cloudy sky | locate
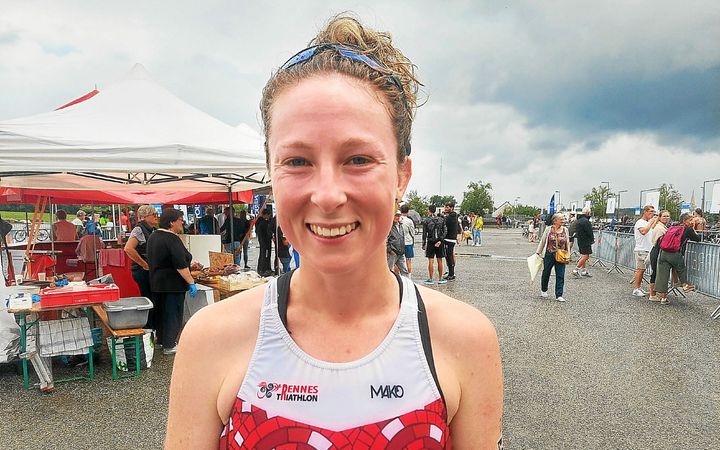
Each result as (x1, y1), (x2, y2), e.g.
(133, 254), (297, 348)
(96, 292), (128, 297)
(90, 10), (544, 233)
(1, 1), (718, 210)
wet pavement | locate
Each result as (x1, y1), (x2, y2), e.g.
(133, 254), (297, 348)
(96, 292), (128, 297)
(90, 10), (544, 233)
(2, 229), (718, 449)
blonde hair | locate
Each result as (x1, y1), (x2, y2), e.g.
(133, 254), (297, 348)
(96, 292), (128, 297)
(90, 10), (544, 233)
(260, 14), (421, 168)
(137, 205), (157, 220)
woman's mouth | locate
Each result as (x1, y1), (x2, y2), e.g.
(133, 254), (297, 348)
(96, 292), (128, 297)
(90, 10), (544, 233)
(308, 222), (359, 238)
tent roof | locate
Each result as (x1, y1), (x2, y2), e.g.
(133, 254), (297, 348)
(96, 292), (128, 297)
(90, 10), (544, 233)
(0, 64), (268, 193)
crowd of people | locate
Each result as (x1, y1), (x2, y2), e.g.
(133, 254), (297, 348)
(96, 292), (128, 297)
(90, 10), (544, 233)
(526, 204), (709, 304)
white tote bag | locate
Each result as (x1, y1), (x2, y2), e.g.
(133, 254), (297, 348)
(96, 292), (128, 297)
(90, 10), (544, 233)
(527, 253), (543, 283)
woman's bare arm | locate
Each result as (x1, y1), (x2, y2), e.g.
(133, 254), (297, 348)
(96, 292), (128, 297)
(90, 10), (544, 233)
(165, 308), (225, 449)
(123, 237), (148, 270)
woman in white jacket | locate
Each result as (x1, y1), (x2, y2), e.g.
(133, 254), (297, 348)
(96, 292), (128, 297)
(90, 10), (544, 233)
(536, 213), (570, 302)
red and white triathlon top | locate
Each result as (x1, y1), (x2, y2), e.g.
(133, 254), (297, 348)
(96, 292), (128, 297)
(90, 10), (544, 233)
(220, 271), (451, 449)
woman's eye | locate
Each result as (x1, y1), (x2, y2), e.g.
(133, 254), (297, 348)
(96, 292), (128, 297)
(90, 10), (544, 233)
(286, 158), (307, 167)
(349, 156), (370, 165)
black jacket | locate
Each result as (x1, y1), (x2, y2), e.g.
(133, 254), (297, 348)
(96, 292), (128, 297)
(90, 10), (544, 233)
(220, 216), (248, 243)
(255, 216), (272, 246)
(147, 230), (192, 293)
(445, 211), (460, 240)
(131, 220), (154, 270)
(387, 222), (405, 256)
(575, 215), (594, 247)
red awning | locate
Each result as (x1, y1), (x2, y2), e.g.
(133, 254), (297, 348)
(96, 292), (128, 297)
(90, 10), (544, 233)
(0, 187), (253, 205)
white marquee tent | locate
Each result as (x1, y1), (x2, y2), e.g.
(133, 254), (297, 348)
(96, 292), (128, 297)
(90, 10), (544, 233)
(0, 64), (267, 204)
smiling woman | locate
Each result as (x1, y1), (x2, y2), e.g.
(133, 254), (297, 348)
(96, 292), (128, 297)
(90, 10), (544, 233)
(165, 14), (503, 450)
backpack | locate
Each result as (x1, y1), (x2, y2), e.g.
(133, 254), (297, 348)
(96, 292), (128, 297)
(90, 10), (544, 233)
(660, 225), (684, 253)
(426, 216), (446, 242)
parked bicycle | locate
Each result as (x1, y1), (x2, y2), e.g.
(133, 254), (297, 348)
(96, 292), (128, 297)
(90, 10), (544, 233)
(13, 229), (50, 243)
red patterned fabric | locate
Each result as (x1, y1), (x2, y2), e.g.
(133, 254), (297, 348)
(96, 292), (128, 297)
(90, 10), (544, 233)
(219, 398), (451, 450)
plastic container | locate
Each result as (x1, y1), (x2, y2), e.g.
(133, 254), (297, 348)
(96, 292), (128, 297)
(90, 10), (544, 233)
(39, 284), (120, 308)
(102, 297), (153, 330)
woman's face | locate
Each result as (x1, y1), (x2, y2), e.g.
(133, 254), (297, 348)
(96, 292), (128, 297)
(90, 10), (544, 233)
(659, 212), (671, 224)
(553, 216), (563, 227)
(144, 212), (159, 228)
(170, 218), (184, 234)
(268, 74), (411, 274)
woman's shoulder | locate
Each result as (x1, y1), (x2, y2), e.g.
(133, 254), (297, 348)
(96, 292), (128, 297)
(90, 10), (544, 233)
(416, 285), (498, 352)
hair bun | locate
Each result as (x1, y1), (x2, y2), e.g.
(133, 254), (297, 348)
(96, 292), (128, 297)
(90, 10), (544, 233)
(312, 14), (420, 112)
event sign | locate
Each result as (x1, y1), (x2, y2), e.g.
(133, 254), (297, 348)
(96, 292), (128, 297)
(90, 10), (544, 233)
(711, 183), (720, 214)
(605, 197), (617, 214)
(645, 191), (660, 211)
(680, 203), (691, 214)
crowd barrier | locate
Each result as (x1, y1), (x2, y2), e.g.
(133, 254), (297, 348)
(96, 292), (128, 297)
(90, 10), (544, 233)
(590, 230), (720, 318)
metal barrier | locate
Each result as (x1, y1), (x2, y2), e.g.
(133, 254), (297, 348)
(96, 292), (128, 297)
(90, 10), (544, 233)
(685, 241), (720, 301)
(590, 230), (720, 318)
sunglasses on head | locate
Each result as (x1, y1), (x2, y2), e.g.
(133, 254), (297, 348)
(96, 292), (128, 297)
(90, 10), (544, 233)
(278, 43), (411, 155)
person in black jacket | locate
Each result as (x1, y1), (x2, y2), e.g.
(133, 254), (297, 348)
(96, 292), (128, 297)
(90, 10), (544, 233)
(147, 208), (197, 354)
(255, 208), (273, 276)
(124, 205), (159, 328)
(220, 207), (248, 266)
(443, 202), (461, 281)
(572, 207), (595, 278)
(386, 211), (409, 277)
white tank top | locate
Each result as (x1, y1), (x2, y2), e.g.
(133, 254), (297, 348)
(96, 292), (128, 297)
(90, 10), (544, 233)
(220, 271), (451, 449)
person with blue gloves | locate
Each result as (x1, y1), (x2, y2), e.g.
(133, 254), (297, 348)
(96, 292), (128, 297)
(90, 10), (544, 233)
(146, 208), (196, 355)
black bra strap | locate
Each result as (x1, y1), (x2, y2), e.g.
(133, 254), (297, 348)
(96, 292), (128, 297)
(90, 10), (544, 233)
(415, 285), (446, 405)
(276, 270), (295, 329)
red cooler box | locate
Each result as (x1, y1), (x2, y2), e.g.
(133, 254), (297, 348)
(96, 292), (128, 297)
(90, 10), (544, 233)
(40, 284), (121, 308)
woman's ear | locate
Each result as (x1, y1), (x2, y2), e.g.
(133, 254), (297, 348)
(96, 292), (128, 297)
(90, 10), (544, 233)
(396, 158), (412, 201)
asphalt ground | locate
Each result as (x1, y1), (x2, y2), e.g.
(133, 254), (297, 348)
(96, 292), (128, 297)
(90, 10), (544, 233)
(1, 229), (718, 449)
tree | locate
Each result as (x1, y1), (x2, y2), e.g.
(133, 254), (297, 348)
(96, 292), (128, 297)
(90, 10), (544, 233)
(404, 190), (429, 217)
(505, 204), (541, 218)
(659, 183), (683, 220)
(428, 195), (457, 207)
(460, 180), (493, 215)
(584, 185), (613, 218)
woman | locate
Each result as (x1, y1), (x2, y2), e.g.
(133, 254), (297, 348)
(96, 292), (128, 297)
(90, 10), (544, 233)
(647, 210), (671, 301)
(124, 205), (159, 328)
(655, 213), (701, 305)
(166, 15), (502, 449)
(536, 212), (570, 302)
(146, 208), (197, 355)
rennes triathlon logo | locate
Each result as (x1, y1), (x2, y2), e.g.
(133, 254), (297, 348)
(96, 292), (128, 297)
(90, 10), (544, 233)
(257, 381), (319, 402)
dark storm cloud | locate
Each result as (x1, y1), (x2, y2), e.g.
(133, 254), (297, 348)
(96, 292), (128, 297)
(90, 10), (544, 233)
(486, 64), (720, 146)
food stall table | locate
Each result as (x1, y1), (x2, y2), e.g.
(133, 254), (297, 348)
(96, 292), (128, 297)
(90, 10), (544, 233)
(196, 278), (268, 301)
(8, 302), (104, 390)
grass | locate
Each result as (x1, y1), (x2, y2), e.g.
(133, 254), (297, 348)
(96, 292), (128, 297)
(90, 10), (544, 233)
(0, 211), (53, 222)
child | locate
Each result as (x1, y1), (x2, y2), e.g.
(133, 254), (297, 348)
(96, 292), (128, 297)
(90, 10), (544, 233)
(463, 227), (473, 245)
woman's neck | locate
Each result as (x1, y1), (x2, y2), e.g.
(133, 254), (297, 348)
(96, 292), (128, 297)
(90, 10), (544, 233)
(290, 249), (399, 318)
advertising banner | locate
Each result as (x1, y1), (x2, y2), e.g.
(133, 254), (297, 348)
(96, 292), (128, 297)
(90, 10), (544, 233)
(645, 191), (660, 211)
(605, 197), (617, 214)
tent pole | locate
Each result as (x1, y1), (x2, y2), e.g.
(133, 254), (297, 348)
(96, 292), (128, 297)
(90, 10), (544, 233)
(228, 186), (234, 260)
(50, 197), (55, 276)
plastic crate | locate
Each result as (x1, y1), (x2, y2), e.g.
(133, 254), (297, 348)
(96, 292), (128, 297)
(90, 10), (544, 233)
(103, 297), (153, 329)
(39, 284), (120, 308)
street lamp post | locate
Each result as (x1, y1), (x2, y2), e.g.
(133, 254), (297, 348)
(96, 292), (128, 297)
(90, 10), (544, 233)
(514, 196), (520, 222)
